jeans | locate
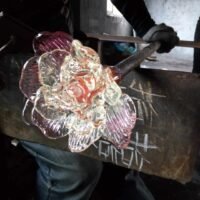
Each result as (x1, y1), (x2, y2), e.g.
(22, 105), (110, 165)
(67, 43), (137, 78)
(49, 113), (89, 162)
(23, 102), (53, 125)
(21, 141), (103, 200)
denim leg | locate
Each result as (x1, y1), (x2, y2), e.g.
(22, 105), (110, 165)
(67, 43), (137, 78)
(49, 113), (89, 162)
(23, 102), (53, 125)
(20, 141), (103, 200)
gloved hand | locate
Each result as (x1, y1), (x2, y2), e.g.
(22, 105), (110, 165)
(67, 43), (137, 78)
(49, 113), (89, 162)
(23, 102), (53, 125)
(143, 23), (179, 53)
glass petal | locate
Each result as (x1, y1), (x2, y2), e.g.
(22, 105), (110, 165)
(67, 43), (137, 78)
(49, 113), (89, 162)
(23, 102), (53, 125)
(33, 88), (70, 120)
(85, 105), (106, 126)
(103, 67), (122, 105)
(104, 94), (137, 149)
(38, 49), (69, 86)
(72, 40), (100, 64)
(66, 114), (104, 152)
(104, 81), (122, 105)
(31, 107), (70, 138)
(33, 31), (72, 55)
(19, 56), (41, 102)
(68, 123), (103, 152)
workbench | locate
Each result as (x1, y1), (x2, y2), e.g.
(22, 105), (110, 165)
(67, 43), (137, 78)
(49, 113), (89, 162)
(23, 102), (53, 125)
(1, 53), (200, 184)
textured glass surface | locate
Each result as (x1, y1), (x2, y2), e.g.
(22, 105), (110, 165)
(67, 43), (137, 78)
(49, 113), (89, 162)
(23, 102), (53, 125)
(33, 31), (72, 55)
(19, 31), (137, 152)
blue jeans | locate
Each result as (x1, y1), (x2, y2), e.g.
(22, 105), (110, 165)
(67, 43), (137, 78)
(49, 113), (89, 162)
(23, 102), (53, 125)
(21, 141), (103, 200)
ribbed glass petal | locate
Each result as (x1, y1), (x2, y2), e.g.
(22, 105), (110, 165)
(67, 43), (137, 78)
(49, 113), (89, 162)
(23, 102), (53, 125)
(19, 56), (40, 102)
(33, 31), (72, 55)
(68, 118), (103, 152)
(104, 94), (137, 148)
(31, 108), (70, 138)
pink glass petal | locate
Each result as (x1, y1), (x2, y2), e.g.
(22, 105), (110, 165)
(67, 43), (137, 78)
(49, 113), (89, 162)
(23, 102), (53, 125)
(31, 108), (70, 138)
(19, 56), (41, 102)
(33, 31), (72, 55)
(104, 94), (137, 149)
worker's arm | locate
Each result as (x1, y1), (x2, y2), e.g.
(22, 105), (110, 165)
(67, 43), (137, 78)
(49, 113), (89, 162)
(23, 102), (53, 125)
(111, 0), (179, 53)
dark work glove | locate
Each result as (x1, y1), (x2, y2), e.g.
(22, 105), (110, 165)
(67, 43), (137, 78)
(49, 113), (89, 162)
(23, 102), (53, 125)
(143, 23), (179, 53)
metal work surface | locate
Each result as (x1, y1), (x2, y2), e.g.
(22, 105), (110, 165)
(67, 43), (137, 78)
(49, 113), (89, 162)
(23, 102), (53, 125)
(0, 54), (200, 183)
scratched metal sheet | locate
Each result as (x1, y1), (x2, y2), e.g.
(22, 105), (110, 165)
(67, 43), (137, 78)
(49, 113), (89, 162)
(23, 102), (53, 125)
(1, 54), (200, 183)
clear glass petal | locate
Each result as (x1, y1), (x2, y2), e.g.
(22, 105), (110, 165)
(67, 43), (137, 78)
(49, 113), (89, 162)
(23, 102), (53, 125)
(68, 118), (103, 152)
(85, 105), (106, 126)
(103, 68), (122, 105)
(38, 49), (69, 86)
(33, 88), (70, 119)
(104, 81), (122, 105)
(72, 40), (100, 64)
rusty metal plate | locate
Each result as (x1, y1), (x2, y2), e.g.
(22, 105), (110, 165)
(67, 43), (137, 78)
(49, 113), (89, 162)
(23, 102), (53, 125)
(1, 54), (200, 183)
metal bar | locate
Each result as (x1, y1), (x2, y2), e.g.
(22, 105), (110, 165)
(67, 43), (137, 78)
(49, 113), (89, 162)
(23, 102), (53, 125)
(86, 33), (200, 49)
(178, 40), (200, 48)
(86, 33), (144, 44)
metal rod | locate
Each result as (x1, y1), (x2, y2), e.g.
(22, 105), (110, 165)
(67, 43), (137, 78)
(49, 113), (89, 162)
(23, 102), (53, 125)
(178, 40), (200, 48)
(112, 42), (160, 80)
(86, 33), (200, 49)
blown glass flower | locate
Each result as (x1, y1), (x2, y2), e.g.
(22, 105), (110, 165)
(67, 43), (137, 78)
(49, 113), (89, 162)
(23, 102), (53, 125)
(19, 31), (137, 152)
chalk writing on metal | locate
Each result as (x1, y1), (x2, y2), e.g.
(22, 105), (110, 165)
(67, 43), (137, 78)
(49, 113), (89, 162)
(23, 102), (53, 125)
(93, 81), (162, 170)
(127, 80), (166, 127)
(93, 131), (158, 170)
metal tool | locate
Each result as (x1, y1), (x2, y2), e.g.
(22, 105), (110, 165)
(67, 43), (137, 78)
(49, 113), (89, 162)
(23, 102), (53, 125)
(86, 33), (200, 49)
(86, 33), (200, 79)
(85, 33), (161, 79)
(112, 41), (160, 80)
